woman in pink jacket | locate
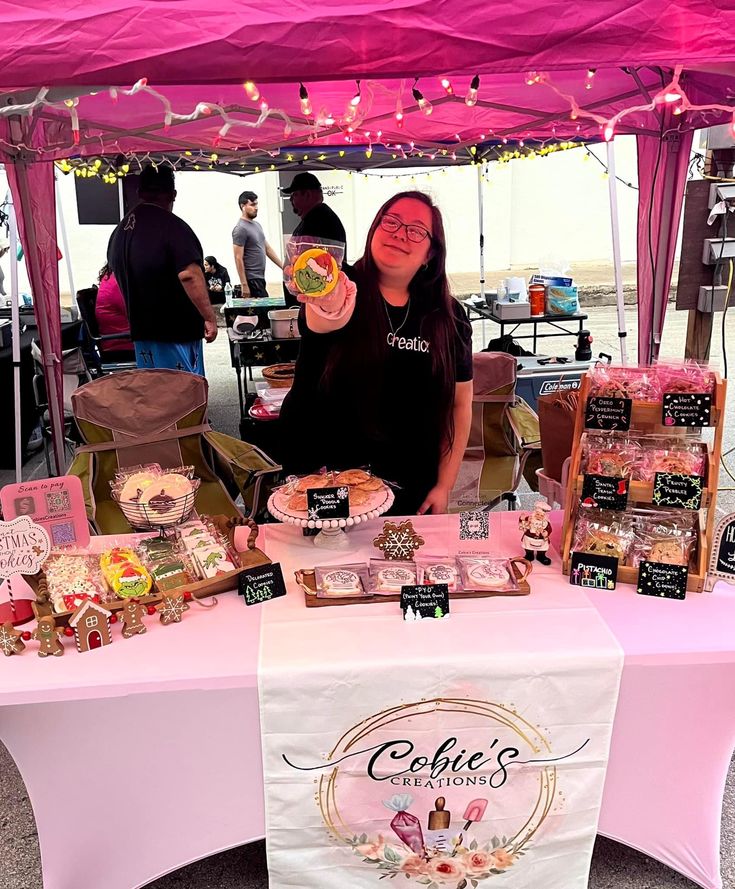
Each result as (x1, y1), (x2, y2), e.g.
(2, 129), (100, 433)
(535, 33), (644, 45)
(95, 264), (134, 359)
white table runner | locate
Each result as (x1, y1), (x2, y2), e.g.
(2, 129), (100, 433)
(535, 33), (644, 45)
(259, 515), (623, 889)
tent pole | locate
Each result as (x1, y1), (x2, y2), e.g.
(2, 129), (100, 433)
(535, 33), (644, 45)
(606, 142), (628, 365)
(55, 175), (75, 300)
(8, 198), (22, 482)
(477, 163), (487, 344)
(477, 163), (486, 302)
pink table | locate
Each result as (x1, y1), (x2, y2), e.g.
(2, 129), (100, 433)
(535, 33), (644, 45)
(2, 514), (734, 889)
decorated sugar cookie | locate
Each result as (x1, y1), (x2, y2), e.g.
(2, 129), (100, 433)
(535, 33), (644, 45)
(291, 249), (339, 298)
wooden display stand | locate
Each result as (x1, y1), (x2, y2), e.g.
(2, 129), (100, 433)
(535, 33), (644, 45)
(561, 372), (726, 592)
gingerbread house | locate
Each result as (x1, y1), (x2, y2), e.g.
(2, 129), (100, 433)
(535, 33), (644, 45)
(68, 600), (113, 653)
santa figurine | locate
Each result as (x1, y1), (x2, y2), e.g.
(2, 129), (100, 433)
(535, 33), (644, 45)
(519, 500), (552, 565)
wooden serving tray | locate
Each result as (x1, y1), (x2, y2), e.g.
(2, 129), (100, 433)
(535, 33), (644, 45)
(24, 515), (271, 628)
(297, 558), (532, 607)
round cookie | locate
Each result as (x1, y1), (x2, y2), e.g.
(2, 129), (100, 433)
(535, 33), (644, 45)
(322, 569), (362, 595)
(467, 561), (510, 589)
(355, 476), (384, 492)
(288, 493), (308, 512)
(335, 469), (372, 486)
(120, 471), (159, 503)
(376, 565), (416, 592)
(427, 563), (458, 588)
(649, 538), (686, 565)
(295, 474), (333, 493)
(347, 488), (370, 507)
(291, 249), (339, 298)
(582, 531), (626, 562)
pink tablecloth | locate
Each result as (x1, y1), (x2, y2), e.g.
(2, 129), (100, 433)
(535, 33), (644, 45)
(1, 513), (734, 889)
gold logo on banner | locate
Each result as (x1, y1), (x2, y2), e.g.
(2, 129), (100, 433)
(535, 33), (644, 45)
(301, 697), (573, 887)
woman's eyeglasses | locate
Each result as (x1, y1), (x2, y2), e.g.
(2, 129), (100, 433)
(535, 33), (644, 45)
(379, 214), (431, 243)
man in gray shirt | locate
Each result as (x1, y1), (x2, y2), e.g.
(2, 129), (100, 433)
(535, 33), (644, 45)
(232, 191), (282, 298)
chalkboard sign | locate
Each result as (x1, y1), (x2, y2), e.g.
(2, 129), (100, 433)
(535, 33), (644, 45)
(400, 584), (450, 621)
(706, 512), (735, 588)
(581, 474), (628, 511)
(569, 551), (618, 590)
(652, 472), (703, 510)
(637, 561), (687, 600)
(662, 393), (712, 427)
(584, 397), (632, 431)
(307, 486), (350, 520)
(238, 562), (287, 606)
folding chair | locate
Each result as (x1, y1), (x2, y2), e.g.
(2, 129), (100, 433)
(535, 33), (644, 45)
(76, 286), (136, 375)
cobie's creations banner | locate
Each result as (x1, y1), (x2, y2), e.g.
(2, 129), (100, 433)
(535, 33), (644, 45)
(259, 590), (623, 889)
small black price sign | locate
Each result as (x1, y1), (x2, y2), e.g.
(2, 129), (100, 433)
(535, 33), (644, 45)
(238, 562), (287, 606)
(637, 561), (687, 600)
(400, 584), (450, 621)
(569, 551), (618, 590)
(581, 474), (628, 511)
(306, 486), (350, 520)
(584, 397), (632, 431)
(662, 393), (712, 428)
(652, 472), (704, 510)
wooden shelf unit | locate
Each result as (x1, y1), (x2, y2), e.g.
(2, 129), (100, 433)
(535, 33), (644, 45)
(561, 373), (726, 593)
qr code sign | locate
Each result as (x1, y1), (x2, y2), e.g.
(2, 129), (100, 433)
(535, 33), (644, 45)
(50, 521), (76, 546)
(459, 510), (489, 541)
(45, 491), (71, 514)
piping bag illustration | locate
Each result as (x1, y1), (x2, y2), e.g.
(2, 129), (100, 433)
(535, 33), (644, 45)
(425, 797), (452, 854)
(453, 798), (488, 853)
(383, 794), (425, 855)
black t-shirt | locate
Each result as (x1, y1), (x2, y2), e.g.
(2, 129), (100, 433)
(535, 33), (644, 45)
(293, 202), (347, 254)
(205, 266), (230, 305)
(280, 276), (473, 511)
(108, 203), (205, 343)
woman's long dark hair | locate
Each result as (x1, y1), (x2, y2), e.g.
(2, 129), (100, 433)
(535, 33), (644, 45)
(322, 191), (461, 455)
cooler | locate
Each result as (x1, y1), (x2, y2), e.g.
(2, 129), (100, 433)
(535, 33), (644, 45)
(514, 357), (594, 411)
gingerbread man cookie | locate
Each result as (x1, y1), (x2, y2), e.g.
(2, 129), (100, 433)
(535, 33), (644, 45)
(120, 599), (148, 638)
(32, 615), (64, 657)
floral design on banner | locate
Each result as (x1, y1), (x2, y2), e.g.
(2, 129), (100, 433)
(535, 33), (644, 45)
(283, 697), (591, 888)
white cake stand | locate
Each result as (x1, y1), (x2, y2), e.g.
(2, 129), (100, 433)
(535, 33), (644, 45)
(268, 486), (395, 549)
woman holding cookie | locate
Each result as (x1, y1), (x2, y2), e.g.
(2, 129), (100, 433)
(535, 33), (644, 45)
(280, 192), (473, 515)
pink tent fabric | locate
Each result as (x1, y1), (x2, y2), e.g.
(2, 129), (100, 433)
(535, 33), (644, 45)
(1, 119), (65, 474)
(2, 1), (735, 463)
(637, 128), (695, 364)
(2, 1), (735, 87)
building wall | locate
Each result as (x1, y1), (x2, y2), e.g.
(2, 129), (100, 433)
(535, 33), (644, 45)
(1, 137), (641, 298)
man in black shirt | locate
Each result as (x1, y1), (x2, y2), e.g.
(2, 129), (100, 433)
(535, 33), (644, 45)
(108, 165), (217, 375)
(281, 173), (347, 307)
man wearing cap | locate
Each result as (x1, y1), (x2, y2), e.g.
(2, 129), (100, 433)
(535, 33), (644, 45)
(108, 164), (216, 375)
(282, 172), (347, 306)
(232, 190), (283, 299)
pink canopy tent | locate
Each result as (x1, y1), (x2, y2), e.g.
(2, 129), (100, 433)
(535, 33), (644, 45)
(1, 0), (735, 474)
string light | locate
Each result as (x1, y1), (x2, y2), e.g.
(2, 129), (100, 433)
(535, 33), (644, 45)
(465, 74), (480, 107)
(585, 68), (596, 90)
(299, 83), (312, 117)
(243, 81), (260, 101)
(440, 77), (454, 96)
(412, 80), (433, 116)
(350, 80), (362, 107)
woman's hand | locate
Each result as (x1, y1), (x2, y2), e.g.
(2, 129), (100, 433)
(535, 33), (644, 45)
(417, 485), (450, 515)
(301, 271), (357, 333)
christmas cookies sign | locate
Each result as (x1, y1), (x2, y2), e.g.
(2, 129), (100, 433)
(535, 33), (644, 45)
(0, 517), (51, 579)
